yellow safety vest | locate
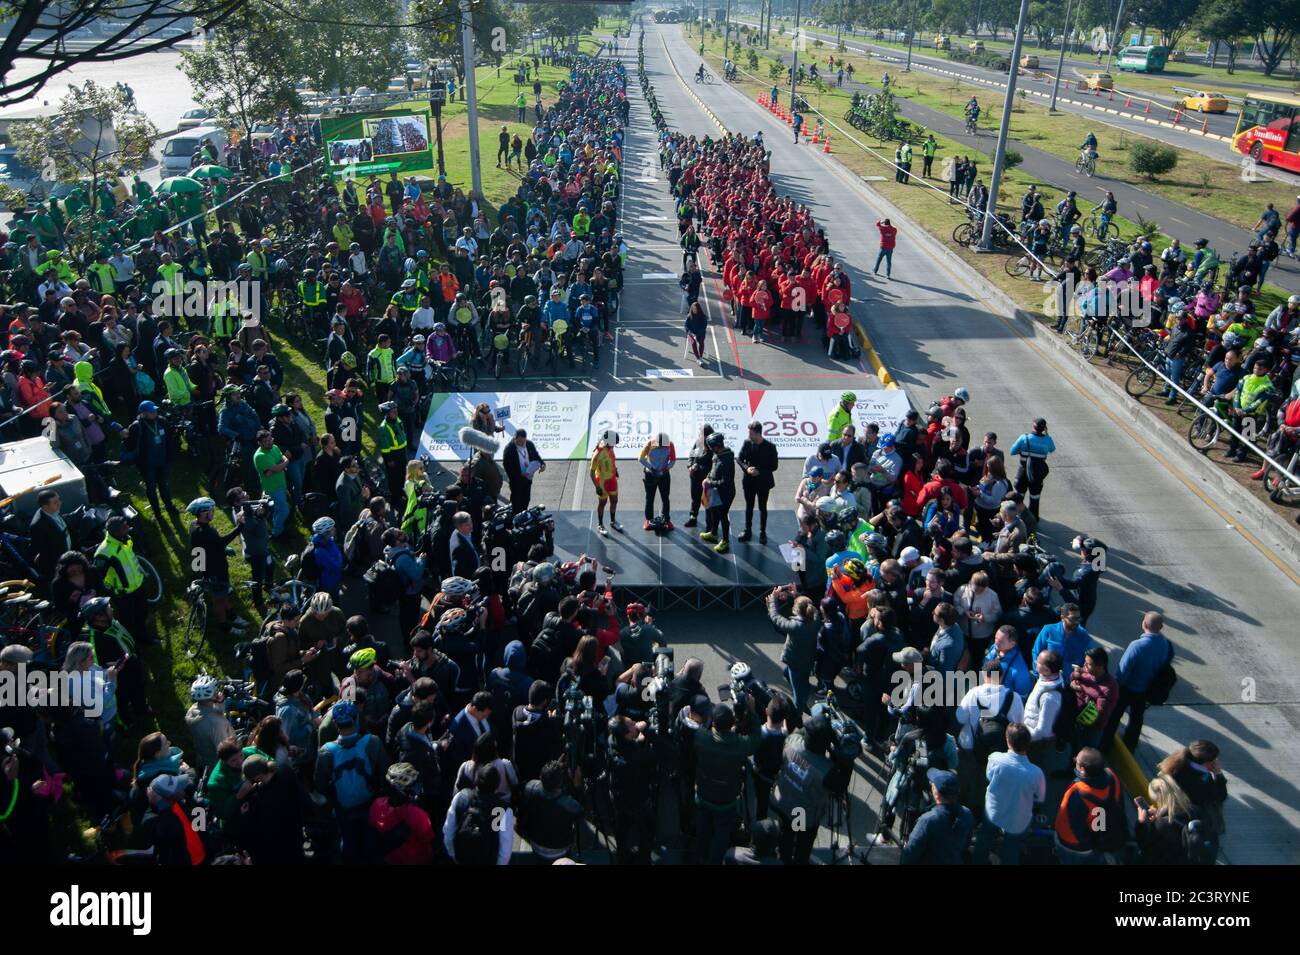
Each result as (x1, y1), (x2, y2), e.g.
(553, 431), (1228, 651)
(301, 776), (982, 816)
(94, 536), (145, 595)
(378, 417), (407, 454)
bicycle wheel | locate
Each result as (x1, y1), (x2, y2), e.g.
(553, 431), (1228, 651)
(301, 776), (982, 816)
(181, 600), (208, 659)
(953, 222), (974, 245)
(1079, 326), (1100, 360)
(1265, 456), (1300, 503)
(1074, 157), (1085, 174)
(1188, 412), (1220, 451)
(138, 556), (163, 605)
(494, 350), (506, 379)
(518, 346), (530, 377)
(454, 364), (478, 391)
(1125, 365), (1157, 397)
(1005, 255), (1031, 279)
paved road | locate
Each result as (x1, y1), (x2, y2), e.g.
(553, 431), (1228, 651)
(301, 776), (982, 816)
(725, 37), (1300, 294)
(616, 22), (1300, 863)
(742, 20), (1300, 185)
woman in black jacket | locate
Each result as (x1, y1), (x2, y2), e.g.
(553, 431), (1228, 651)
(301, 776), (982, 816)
(684, 424), (714, 528)
(1136, 772), (1201, 864)
(766, 589), (819, 712)
(738, 421), (779, 543)
(1158, 740), (1228, 847)
(700, 432), (735, 554)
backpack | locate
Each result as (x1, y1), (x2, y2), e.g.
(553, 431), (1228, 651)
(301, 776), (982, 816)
(298, 542), (320, 582)
(974, 688), (1015, 758)
(1050, 683), (1078, 747)
(240, 634), (275, 691)
(528, 625), (561, 681)
(1145, 642), (1177, 705)
(364, 558), (403, 604)
(453, 791), (500, 865)
(1180, 816), (1216, 865)
(301, 492), (331, 524)
(325, 735), (377, 810)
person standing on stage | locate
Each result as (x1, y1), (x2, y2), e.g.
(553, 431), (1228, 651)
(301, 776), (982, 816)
(639, 432), (677, 530)
(684, 424), (715, 529)
(699, 432), (735, 555)
(590, 430), (622, 537)
(738, 421), (779, 544)
(502, 428), (545, 514)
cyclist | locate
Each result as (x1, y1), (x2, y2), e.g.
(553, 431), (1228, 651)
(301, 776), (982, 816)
(1078, 132), (1098, 164)
(1066, 224), (1085, 264)
(1229, 356), (1277, 463)
(185, 497), (249, 633)
(298, 267), (326, 331)
(1055, 191), (1080, 243)
(1189, 238), (1219, 284)
(1097, 191), (1117, 235)
(965, 96), (980, 128)
(1029, 220), (1052, 281)
(696, 63), (706, 83)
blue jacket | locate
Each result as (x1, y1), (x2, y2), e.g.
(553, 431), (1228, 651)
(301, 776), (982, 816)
(218, 401), (261, 442)
(984, 644), (1034, 697)
(385, 544), (425, 597)
(541, 299), (568, 327)
(311, 534), (344, 590)
(487, 640), (534, 704)
(1032, 622), (1093, 673)
(1117, 632), (1171, 693)
(1009, 432), (1056, 459)
(901, 801), (973, 864)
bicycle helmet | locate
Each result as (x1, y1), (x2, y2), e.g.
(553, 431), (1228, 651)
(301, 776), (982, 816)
(301, 268), (313, 277)
(138, 400), (158, 414)
(436, 607), (472, 636)
(186, 497), (216, 515)
(841, 557), (868, 585)
(816, 495), (854, 528)
(876, 434), (896, 450)
(530, 562), (557, 585)
(440, 576), (477, 599)
(379, 401), (397, 413)
(1223, 331), (1246, 349)
(348, 647), (376, 671)
(706, 431), (726, 450)
(953, 387), (970, 403)
(331, 700), (359, 725)
(600, 429), (619, 446)
(386, 762), (421, 795)
(189, 675), (219, 702)
(433, 323), (446, 333)
(1070, 225), (1081, 234)
(1038, 219), (1050, 228)
(271, 403), (290, 416)
(865, 531), (888, 553)
(840, 391), (857, 403)
(1289, 295), (1300, 307)
(274, 257), (289, 273)
(311, 516), (335, 535)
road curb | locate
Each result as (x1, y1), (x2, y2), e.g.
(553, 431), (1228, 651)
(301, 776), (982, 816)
(660, 34), (729, 134)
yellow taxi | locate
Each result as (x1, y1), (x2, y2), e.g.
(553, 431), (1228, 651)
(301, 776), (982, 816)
(1084, 72), (1114, 90)
(1020, 54), (1039, 68)
(1178, 90), (1229, 113)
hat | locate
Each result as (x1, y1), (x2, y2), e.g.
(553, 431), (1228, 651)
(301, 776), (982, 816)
(926, 768), (960, 797)
(81, 596), (113, 621)
(271, 403), (290, 416)
(899, 546), (921, 564)
(891, 646), (923, 666)
(148, 773), (190, 802)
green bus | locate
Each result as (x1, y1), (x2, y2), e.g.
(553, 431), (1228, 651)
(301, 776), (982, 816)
(1116, 45), (1170, 73)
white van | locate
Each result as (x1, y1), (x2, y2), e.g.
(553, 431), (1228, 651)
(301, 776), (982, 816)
(159, 125), (228, 176)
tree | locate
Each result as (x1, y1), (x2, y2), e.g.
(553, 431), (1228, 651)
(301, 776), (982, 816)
(1028, 1), (1065, 46)
(1129, 0), (1199, 49)
(928, 0), (973, 34)
(2, 80), (157, 260)
(0, 0), (248, 108)
(290, 0), (406, 94)
(1128, 141), (1177, 180)
(409, 0), (520, 78)
(1192, 0), (1251, 72)
(180, 15), (302, 136)
(1247, 6), (1300, 76)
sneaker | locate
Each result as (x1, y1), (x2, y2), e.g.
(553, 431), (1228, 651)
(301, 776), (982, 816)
(1251, 466), (1267, 480)
(597, 523), (608, 537)
(684, 516), (698, 528)
(643, 519), (653, 530)
(714, 539), (730, 554)
(604, 332), (614, 342)
(662, 519), (674, 531)
(759, 531), (767, 544)
(699, 531), (718, 543)
(611, 520), (624, 533)
(738, 529), (752, 542)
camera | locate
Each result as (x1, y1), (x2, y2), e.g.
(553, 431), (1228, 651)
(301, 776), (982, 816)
(719, 661), (772, 716)
(562, 680), (596, 770)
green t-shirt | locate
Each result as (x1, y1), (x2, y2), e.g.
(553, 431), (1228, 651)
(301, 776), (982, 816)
(253, 445), (287, 494)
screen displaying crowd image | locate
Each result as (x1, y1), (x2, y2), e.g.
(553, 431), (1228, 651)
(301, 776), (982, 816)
(321, 108), (435, 177)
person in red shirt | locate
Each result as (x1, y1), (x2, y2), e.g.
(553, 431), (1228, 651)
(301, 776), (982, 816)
(750, 279), (773, 341)
(874, 219), (898, 278)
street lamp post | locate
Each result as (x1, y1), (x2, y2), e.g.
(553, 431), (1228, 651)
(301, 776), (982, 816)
(459, 0), (482, 198)
(1049, 0), (1073, 112)
(724, 0), (732, 63)
(905, 1), (917, 72)
(788, 0), (803, 112)
(1103, 0), (1126, 74)
(978, 0), (1030, 250)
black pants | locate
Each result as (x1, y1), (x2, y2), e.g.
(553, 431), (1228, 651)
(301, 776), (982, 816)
(742, 480), (771, 532)
(689, 468), (706, 518)
(398, 592), (422, 648)
(644, 471), (670, 520)
(775, 812), (817, 864)
(510, 478), (532, 515)
(923, 155), (934, 177)
(1015, 457), (1049, 517)
(383, 454), (406, 501)
(706, 491), (733, 541)
(614, 803), (656, 864)
(1107, 686), (1149, 751)
(113, 589), (150, 647)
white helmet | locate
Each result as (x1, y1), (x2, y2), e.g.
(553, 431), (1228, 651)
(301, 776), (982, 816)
(601, 429), (619, 446)
(953, 387), (970, 403)
(190, 674), (219, 702)
(1289, 295), (1300, 307)
(440, 576), (476, 599)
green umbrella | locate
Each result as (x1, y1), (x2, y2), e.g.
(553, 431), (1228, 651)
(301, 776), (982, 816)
(190, 164), (232, 180)
(156, 175), (203, 194)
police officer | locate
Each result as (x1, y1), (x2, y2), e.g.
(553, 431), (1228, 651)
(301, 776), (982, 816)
(80, 596), (150, 722)
(92, 515), (153, 646)
(377, 401), (408, 501)
(1008, 417), (1056, 518)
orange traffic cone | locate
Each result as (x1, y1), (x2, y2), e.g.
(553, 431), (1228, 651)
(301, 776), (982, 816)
(812, 129), (820, 143)
(823, 134), (832, 154)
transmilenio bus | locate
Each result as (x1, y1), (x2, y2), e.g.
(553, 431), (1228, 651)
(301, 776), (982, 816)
(1116, 45), (1169, 72)
(1232, 92), (1300, 173)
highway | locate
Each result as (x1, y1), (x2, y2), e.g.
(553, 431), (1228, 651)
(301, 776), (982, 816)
(502, 22), (1300, 862)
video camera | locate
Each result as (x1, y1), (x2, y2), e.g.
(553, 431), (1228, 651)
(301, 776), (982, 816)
(644, 645), (675, 743)
(484, 503), (556, 561)
(719, 661), (773, 717)
(811, 690), (866, 795)
(562, 680), (596, 771)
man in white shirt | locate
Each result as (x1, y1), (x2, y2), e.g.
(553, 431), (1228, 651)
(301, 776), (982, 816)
(1023, 649), (1064, 771)
(454, 228), (477, 258)
(972, 722), (1045, 864)
(109, 245), (136, 284)
(410, 296), (435, 332)
(956, 661), (1024, 808)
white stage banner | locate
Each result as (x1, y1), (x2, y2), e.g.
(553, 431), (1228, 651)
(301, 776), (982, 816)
(589, 389), (912, 459)
(418, 391), (592, 461)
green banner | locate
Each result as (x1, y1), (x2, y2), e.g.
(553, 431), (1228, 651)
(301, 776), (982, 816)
(320, 106), (435, 179)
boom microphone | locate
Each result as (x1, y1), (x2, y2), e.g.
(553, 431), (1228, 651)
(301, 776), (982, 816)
(459, 427), (501, 457)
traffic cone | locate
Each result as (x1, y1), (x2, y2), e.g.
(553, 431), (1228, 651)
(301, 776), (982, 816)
(1144, 99), (1151, 113)
(1125, 95), (1132, 108)
(1201, 116), (1209, 133)
(812, 128), (820, 143)
(823, 134), (831, 154)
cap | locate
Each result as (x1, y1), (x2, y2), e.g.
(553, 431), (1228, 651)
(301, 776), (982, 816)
(926, 768), (960, 797)
(137, 400), (158, 414)
(891, 646), (923, 666)
(148, 773), (190, 802)
(899, 546), (921, 563)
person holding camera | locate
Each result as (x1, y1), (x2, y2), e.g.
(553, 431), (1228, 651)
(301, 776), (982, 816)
(768, 714), (835, 864)
(900, 768), (974, 864)
(693, 698), (763, 864)
(607, 714), (661, 864)
(767, 587), (819, 712)
(186, 497), (251, 632)
(684, 424), (714, 528)
(227, 487), (272, 613)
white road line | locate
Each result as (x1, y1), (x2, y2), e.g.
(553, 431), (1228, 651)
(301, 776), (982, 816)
(612, 325), (620, 380)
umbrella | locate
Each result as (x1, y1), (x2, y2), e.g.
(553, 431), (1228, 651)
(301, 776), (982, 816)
(156, 176), (203, 194)
(190, 164), (232, 180)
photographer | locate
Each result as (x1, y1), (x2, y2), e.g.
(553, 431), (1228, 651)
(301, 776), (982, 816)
(227, 487), (272, 613)
(513, 680), (565, 783)
(606, 714), (660, 864)
(769, 714), (835, 864)
(617, 603), (662, 668)
(518, 758), (584, 862)
(694, 698), (763, 864)
(752, 694), (793, 823)
(767, 587), (819, 712)
(900, 769), (973, 864)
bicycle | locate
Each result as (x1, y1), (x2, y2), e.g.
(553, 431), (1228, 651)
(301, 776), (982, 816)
(964, 115), (978, 135)
(695, 69), (714, 85)
(1263, 429), (1300, 504)
(548, 319), (574, 375)
(1060, 311), (1108, 360)
(1188, 395), (1231, 452)
(429, 354), (477, 392)
(1075, 149), (1097, 177)
(179, 579), (212, 659)
(1082, 206), (1115, 242)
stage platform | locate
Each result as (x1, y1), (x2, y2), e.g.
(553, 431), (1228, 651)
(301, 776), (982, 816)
(549, 511), (798, 611)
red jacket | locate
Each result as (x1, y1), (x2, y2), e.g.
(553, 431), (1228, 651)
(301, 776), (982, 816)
(915, 476), (968, 511)
(877, 221), (898, 250)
